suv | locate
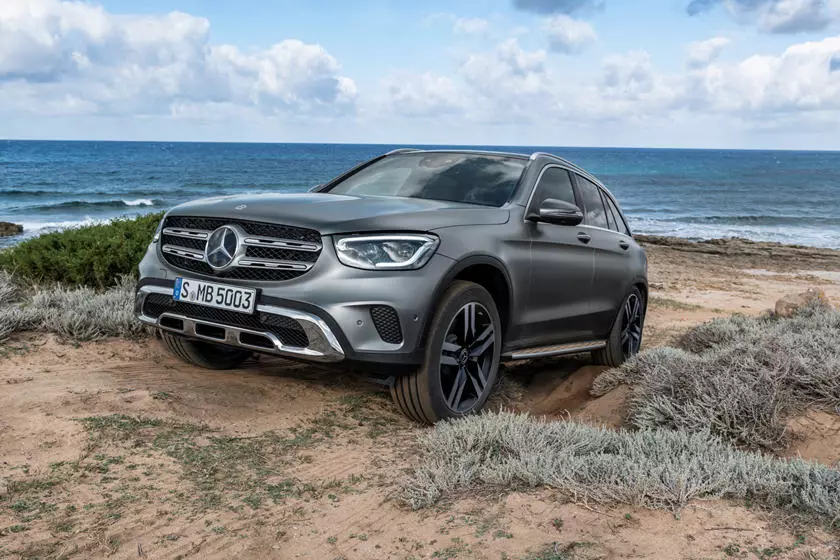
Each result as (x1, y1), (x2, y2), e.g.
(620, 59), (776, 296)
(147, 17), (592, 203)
(135, 149), (647, 423)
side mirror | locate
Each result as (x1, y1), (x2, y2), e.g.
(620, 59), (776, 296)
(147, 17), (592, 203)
(309, 184), (324, 192)
(528, 198), (584, 226)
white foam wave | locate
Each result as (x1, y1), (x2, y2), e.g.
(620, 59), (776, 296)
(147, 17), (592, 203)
(122, 198), (155, 207)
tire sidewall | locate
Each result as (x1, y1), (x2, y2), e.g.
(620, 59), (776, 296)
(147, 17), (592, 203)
(611, 287), (645, 361)
(421, 282), (502, 421)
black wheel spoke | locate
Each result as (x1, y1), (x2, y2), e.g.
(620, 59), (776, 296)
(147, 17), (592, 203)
(446, 367), (468, 408)
(440, 354), (459, 366)
(469, 324), (494, 357)
(620, 293), (644, 358)
(463, 303), (476, 342)
(466, 361), (486, 394)
(439, 300), (497, 413)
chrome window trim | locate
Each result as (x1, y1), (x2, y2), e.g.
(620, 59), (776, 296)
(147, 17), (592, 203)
(522, 163), (577, 224)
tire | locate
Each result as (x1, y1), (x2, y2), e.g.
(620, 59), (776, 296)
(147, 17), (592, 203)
(390, 281), (502, 424)
(159, 330), (252, 370)
(592, 287), (645, 367)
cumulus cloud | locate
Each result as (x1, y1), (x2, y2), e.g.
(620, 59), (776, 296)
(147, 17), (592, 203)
(543, 15), (598, 53)
(384, 32), (840, 131)
(426, 13), (490, 36)
(383, 73), (465, 117)
(688, 36), (731, 67)
(453, 17), (491, 35)
(686, 0), (840, 33)
(0, 0), (356, 118)
(513, 0), (604, 15)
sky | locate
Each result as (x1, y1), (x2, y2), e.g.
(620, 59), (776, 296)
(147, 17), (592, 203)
(1, 0), (840, 149)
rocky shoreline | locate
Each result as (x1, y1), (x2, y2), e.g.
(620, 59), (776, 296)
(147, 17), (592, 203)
(0, 222), (23, 238)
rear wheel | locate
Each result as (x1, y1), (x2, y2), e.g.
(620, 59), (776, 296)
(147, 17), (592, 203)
(159, 330), (252, 370)
(391, 281), (502, 424)
(592, 287), (645, 367)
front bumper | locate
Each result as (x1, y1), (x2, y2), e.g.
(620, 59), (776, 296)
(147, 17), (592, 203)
(135, 239), (454, 367)
(136, 283), (346, 362)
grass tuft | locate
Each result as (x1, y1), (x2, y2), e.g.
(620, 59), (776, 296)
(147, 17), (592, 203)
(592, 302), (840, 450)
(403, 411), (840, 518)
(0, 274), (146, 342)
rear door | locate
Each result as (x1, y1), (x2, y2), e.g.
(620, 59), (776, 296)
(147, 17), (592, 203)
(521, 166), (596, 346)
(574, 175), (634, 336)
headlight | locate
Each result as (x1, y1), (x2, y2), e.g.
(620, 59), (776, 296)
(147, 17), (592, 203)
(334, 234), (439, 270)
(152, 216), (165, 243)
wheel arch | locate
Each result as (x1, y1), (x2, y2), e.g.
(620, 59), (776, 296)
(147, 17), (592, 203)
(418, 255), (514, 350)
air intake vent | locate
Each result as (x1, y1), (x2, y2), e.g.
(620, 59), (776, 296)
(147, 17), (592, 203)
(370, 306), (403, 344)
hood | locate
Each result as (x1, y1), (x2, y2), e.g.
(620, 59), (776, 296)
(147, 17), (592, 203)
(167, 193), (510, 234)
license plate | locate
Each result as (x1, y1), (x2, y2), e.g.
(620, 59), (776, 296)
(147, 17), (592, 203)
(173, 278), (256, 314)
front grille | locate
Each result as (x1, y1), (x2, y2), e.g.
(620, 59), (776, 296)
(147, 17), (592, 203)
(164, 216), (321, 243)
(370, 306), (403, 344)
(160, 216), (322, 282)
(142, 293), (310, 348)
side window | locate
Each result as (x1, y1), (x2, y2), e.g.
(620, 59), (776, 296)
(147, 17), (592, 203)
(603, 193), (631, 236)
(531, 167), (576, 207)
(576, 176), (608, 229)
(601, 191), (615, 231)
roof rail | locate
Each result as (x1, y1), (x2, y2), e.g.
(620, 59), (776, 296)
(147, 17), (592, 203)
(530, 151), (572, 162)
(385, 148), (420, 155)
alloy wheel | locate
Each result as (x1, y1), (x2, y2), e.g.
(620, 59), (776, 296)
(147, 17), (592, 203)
(620, 293), (643, 358)
(439, 302), (496, 413)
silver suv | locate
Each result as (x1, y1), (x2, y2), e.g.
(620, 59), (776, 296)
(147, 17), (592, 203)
(135, 149), (647, 423)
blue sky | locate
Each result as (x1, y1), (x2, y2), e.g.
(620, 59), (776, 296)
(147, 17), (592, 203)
(2, 0), (840, 148)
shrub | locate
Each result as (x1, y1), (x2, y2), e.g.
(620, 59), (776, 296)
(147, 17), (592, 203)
(403, 411), (840, 518)
(0, 213), (163, 288)
(0, 275), (147, 342)
(591, 303), (840, 450)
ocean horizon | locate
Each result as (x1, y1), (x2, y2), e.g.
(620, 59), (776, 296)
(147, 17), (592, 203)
(3, 139), (840, 249)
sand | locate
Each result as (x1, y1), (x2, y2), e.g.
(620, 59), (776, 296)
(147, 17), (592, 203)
(1, 236), (839, 559)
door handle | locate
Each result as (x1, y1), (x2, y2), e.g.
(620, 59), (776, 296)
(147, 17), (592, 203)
(576, 232), (591, 244)
(619, 240), (630, 250)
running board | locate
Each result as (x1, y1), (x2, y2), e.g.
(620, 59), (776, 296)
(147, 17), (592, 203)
(502, 340), (606, 361)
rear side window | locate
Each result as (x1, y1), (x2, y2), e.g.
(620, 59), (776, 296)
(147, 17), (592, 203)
(603, 193), (630, 236)
(532, 166), (576, 207)
(576, 176), (608, 229)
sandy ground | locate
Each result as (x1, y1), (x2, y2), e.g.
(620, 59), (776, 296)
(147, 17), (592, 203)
(2, 236), (840, 560)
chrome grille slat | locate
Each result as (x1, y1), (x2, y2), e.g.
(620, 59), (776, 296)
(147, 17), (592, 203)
(237, 258), (312, 271)
(243, 236), (321, 252)
(163, 227), (210, 240)
(162, 245), (205, 261)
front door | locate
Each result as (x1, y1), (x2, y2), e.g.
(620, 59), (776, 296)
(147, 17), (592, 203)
(521, 166), (596, 347)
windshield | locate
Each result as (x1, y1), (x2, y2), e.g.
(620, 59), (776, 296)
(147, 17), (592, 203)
(325, 152), (527, 207)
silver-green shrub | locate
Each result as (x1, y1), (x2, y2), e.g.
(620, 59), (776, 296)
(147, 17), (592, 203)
(591, 303), (840, 450)
(403, 411), (840, 517)
(0, 275), (147, 342)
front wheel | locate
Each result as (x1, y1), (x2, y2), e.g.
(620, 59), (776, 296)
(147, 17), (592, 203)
(159, 330), (253, 370)
(391, 281), (502, 424)
(592, 287), (645, 367)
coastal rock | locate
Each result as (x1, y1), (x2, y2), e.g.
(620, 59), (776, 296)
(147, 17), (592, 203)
(0, 222), (23, 237)
(774, 288), (831, 317)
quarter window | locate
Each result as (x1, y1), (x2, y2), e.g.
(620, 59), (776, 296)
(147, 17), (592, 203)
(531, 166), (576, 207)
(576, 176), (608, 229)
(603, 193), (630, 236)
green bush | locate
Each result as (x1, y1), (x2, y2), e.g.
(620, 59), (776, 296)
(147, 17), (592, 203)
(0, 213), (163, 288)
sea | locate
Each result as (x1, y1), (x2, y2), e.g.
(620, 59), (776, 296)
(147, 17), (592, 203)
(2, 140), (840, 249)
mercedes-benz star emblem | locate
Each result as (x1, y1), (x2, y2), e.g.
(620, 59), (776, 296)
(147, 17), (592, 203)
(205, 226), (239, 270)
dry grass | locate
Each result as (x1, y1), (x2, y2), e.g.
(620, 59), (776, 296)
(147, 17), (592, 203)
(0, 273), (147, 342)
(403, 411), (840, 519)
(592, 303), (840, 450)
